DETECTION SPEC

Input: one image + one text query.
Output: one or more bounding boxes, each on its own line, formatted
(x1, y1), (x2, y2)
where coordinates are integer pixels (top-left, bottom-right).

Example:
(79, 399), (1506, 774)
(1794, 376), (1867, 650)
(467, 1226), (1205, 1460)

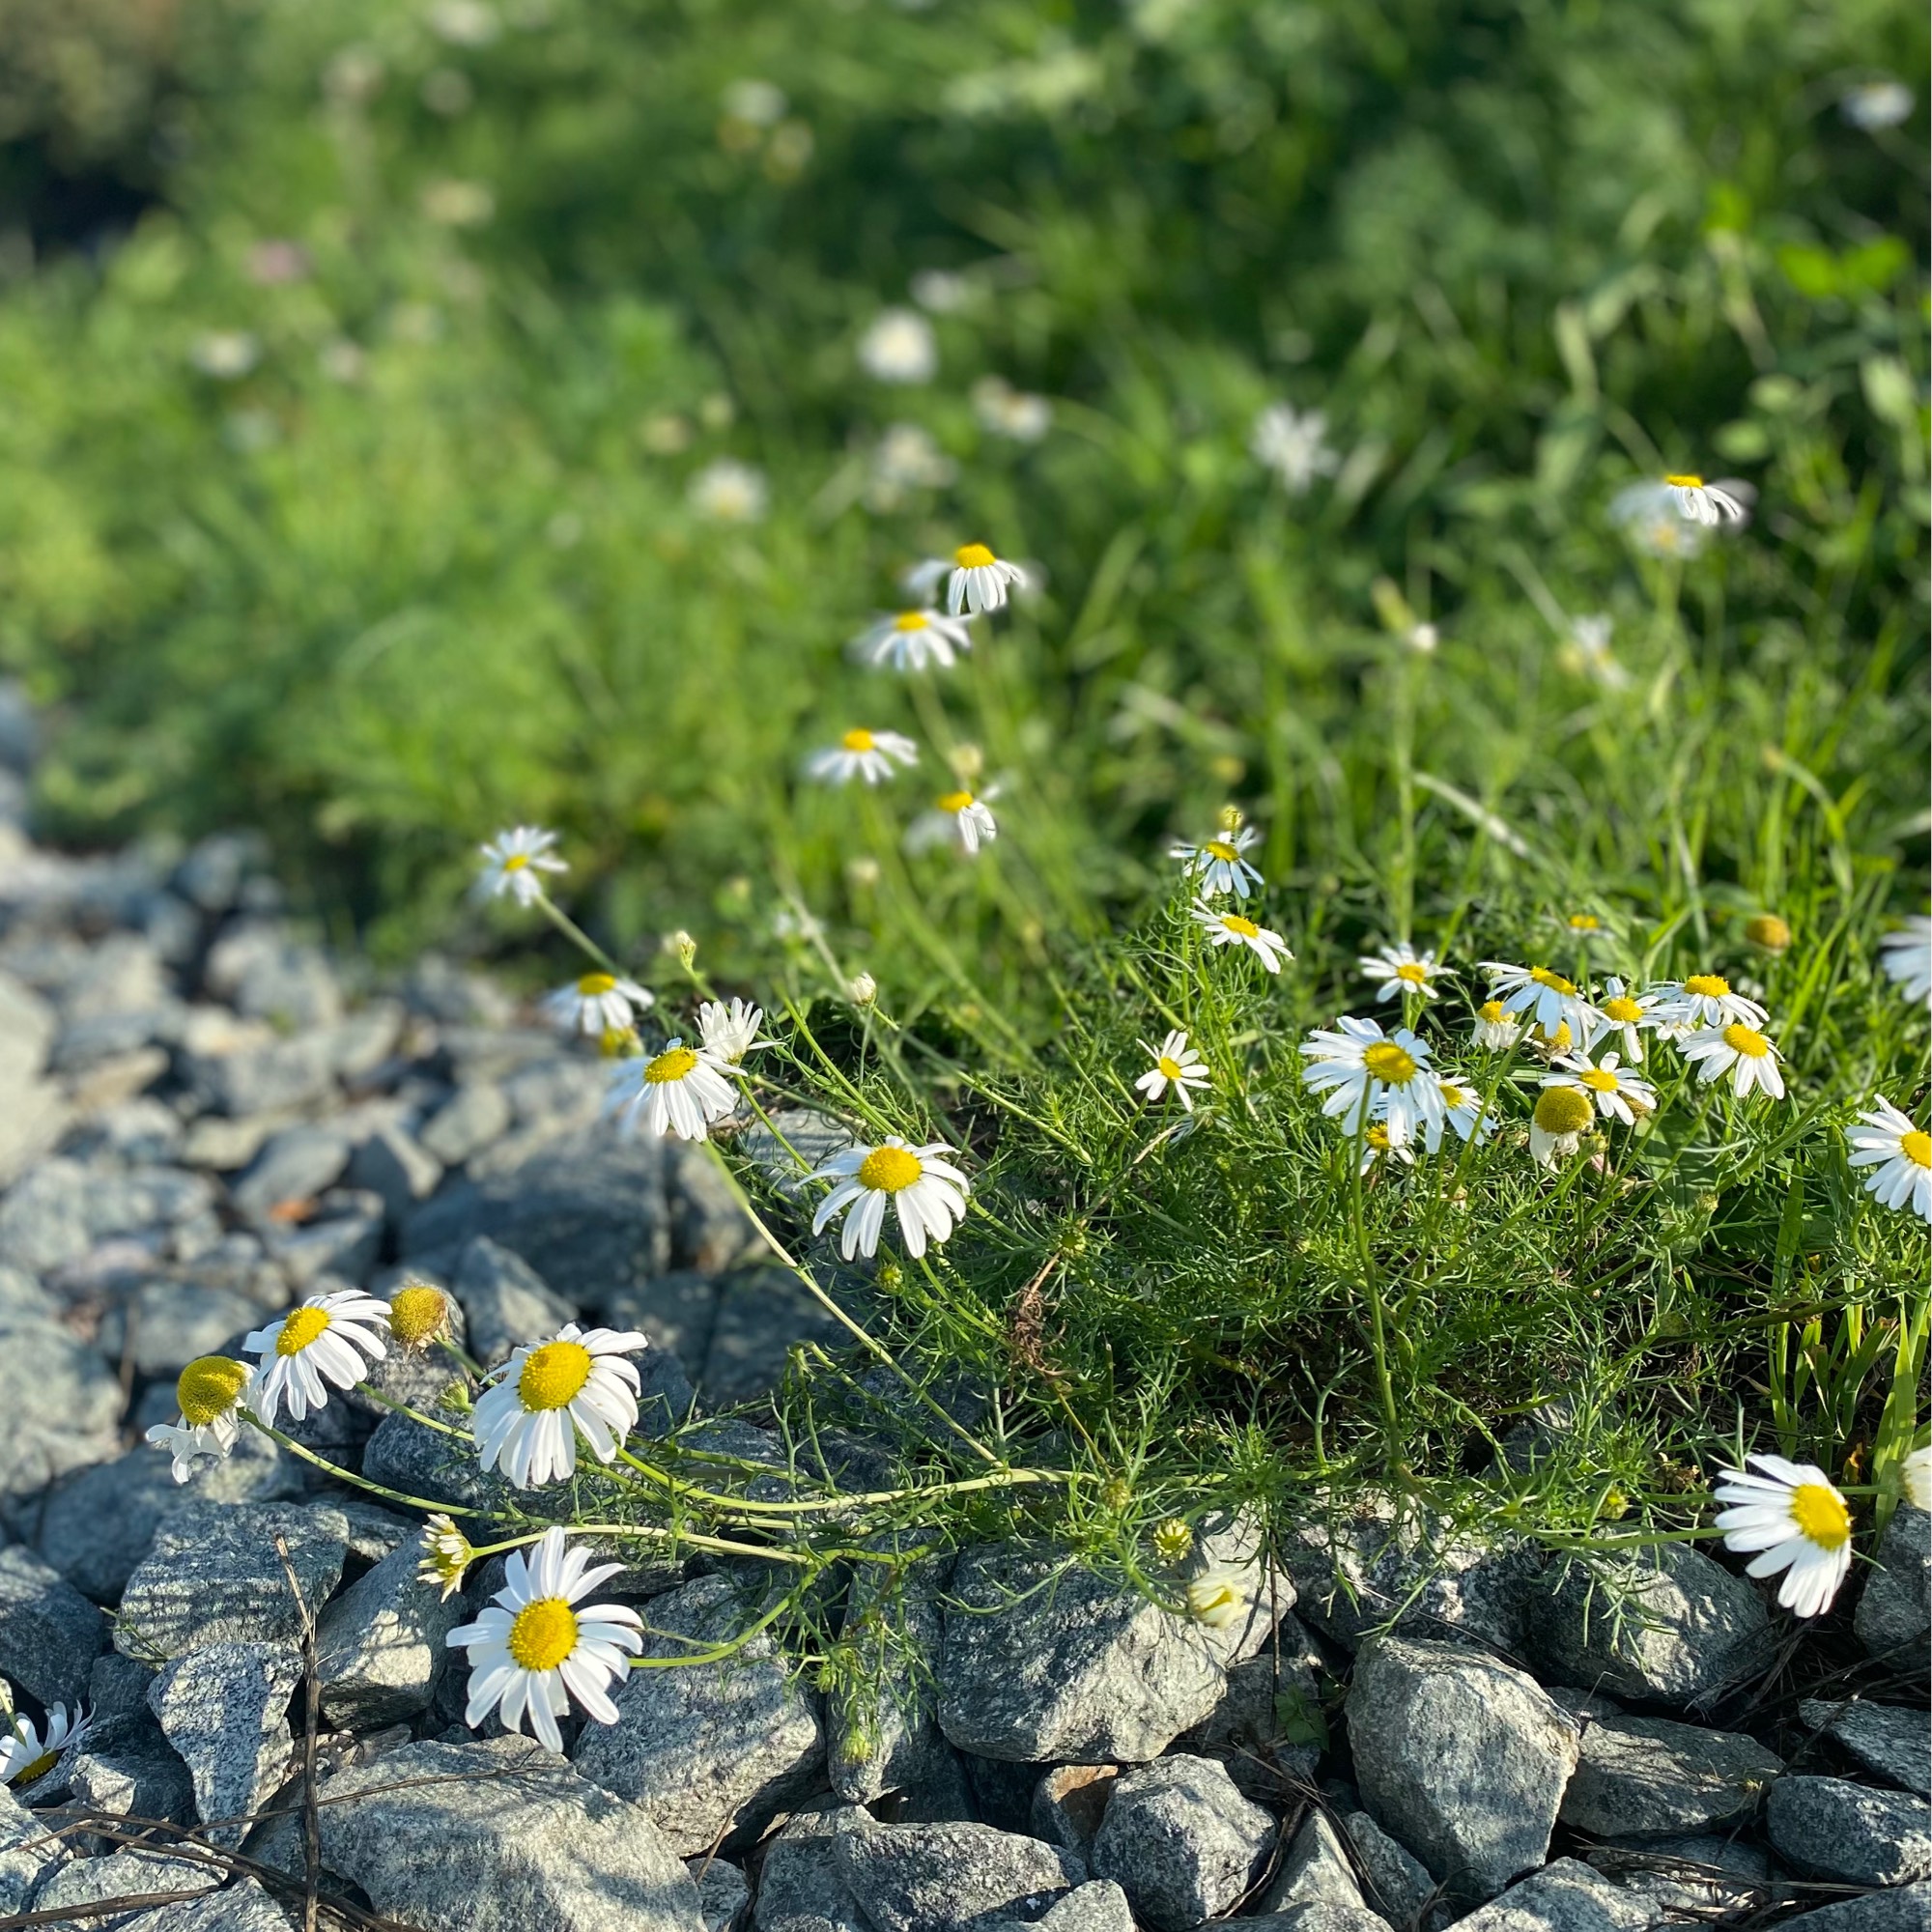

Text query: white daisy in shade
(1170, 823), (1263, 900)
(472, 1324), (648, 1489)
(1420, 1074), (1490, 1152)
(807, 727), (920, 786)
(697, 997), (767, 1065)
(1471, 999), (1524, 1052)
(606, 1039), (739, 1141)
(971, 375), (1051, 442)
(807, 1137), (970, 1261)
(1193, 901), (1292, 973)
(1249, 403), (1339, 494)
(1879, 916), (1932, 1007)
(477, 826), (566, 907)
(1135, 1030), (1211, 1112)
(1712, 1455), (1853, 1618)
(906, 786), (1001, 857)
(1542, 1051), (1657, 1127)
(243, 1290), (392, 1428)
(1, 1702), (88, 1792)
(1903, 1444), (1931, 1511)
(1662, 473), (1749, 527)
(854, 610), (975, 672)
(1565, 613), (1630, 690)
(145, 1354), (252, 1483)
(1680, 1022), (1786, 1100)
(858, 307), (937, 384)
(1840, 80), (1914, 130)
(419, 1514), (476, 1602)
(1299, 1015), (1442, 1145)
(446, 1525), (644, 1752)
(1481, 961), (1593, 1038)
(1528, 1085), (1595, 1167)
(542, 971), (653, 1037)
(906, 544), (1028, 617)
(1357, 1122), (1416, 1176)
(688, 459), (767, 524)
(1360, 944), (1453, 1004)
(1847, 1098), (1932, 1223)
(1647, 973), (1767, 1034)
(1589, 977), (1661, 1061)
(1610, 481), (1708, 560)
(1184, 1570), (1253, 1628)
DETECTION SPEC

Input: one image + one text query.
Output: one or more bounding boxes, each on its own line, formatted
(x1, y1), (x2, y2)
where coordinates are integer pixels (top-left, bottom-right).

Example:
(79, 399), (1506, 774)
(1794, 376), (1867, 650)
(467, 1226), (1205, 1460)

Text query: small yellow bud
(1745, 913), (1791, 953)
(1151, 1519), (1194, 1566)
(1100, 1477), (1133, 1514)
(848, 973), (878, 1006)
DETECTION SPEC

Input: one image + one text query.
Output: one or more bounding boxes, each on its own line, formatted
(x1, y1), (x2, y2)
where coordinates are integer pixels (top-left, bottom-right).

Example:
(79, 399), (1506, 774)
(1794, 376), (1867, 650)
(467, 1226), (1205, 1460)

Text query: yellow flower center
(1439, 1082), (1467, 1110)
(1901, 1131), (1931, 1170)
(1157, 1056), (1185, 1080)
(1721, 1022), (1770, 1058)
(1745, 914), (1792, 951)
(1365, 1124), (1392, 1151)
(1663, 472), (1704, 489)
(1394, 962), (1429, 984)
(276, 1306), (331, 1356)
(1220, 914), (1260, 938)
(518, 1339), (593, 1411)
(840, 727), (876, 753)
(8, 1749), (59, 1786)
(1534, 1087), (1594, 1134)
(1538, 1022), (1574, 1050)
(1529, 967), (1577, 995)
(954, 543), (996, 568)
(1568, 914), (1600, 931)
(894, 611), (927, 631)
(176, 1355), (249, 1427)
(600, 1025), (639, 1058)
(938, 790), (975, 812)
(1480, 1000), (1508, 1024)
(644, 1045), (698, 1084)
(1578, 1067), (1620, 1093)
(388, 1285), (450, 1348)
(502, 852), (529, 871)
(1685, 974), (1730, 998)
(857, 1145), (923, 1193)
(577, 972), (616, 997)
(1362, 1041), (1419, 1084)
(1603, 996), (1644, 1023)
(1204, 839), (1239, 863)
(507, 1597), (580, 1672)
(1788, 1482), (1850, 1551)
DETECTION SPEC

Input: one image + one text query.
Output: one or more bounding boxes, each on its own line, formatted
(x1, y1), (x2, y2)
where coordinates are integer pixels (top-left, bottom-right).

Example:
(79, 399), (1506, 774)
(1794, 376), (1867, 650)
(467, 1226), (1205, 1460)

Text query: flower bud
(1745, 913), (1792, 953)
(388, 1283), (452, 1350)
(848, 972), (878, 1006)
(1151, 1519), (1194, 1566)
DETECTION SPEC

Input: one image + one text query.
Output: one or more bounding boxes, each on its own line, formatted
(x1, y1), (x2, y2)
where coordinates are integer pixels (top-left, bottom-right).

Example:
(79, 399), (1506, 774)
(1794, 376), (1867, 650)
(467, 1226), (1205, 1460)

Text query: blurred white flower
(428, 0), (500, 45)
(319, 339), (367, 383)
(859, 308), (938, 384)
(853, 609), (975, 672)
(1563, 612), (1630, 690)
(907, 784), (1001, 857)
(1663, 473), (1750, 527)
(1250, 404), (1339, 494)
(419, 179), (495, 226)
(477, 826), (566, 905)
(1406, 622), (1438, 654)
(1840, 79), (1913, 129)
(689, 459), (768, 523)
(722, 78), (787, 127)
(808, 727), (920, 786)
(1609, 482), (1708, 560)
(903, 543), (1027, 616)
(190, 331), (260, 380)
(1879, 916), (1932, 1006)
(543, 972), (652, 1038)
(867, 423), (956, 508)
(911, 269), (973, 313)
(972, 375), (1052, 442)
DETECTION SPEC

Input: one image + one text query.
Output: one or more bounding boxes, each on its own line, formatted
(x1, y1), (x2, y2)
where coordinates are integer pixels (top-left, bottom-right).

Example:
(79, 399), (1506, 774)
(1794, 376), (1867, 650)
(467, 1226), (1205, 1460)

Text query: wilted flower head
(388, 1282), (454, 1350)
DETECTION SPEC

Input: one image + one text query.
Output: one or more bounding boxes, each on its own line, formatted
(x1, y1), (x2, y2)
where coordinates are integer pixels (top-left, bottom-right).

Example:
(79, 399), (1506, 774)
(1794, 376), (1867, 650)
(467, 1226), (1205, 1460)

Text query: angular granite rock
(1800, 1699), (1932, 1798)
(1444, 1859), (1656, 1932)
(1767, 1776), (1932, 1887)
(1855, 1509), (1931, 1660)
(1090, 1753), (1274, 1931)
(832, 1819), (1085, 1932)
(0, 1545), (106, 1709)
(148, 1640), (299, 1848)
(1559, 1710), (1782, 1836)
(316, 1536), (467, 1726)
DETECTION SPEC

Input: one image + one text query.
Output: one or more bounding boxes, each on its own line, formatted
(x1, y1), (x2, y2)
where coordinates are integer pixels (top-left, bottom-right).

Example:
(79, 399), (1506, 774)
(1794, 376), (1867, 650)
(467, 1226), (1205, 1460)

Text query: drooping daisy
(472, 1325), (648, 1489)
(1299, 1015), (1441, 1144)
(1357, 1122), (1416, 1176)
(696, 997), (767, 1065)
(1360, 945), (1453, 1005)
(1528, 1084), (1595, 1167)
(476, 827), (566, 907)
(1184, 1570), (1253, 1629)
(1712, 1455), (1853, 1619)
(243, 1290), (392, 1428)
(1249, 404), (1339, 494)
(857, 307), (938, 384)
(1847, 1098), (1932, 1223)
(606, 1039), (739, 1141)
(1421, 1074), (1490, 1152)
(943, 543), (1028, 617)
(1878, 917), (1932, 1007)
(1663, 474), (1749, 527)
(1648, 973), (1767, 1033)
(807, 727), (920, 786)
(1, 1703), (88, 1791)
(542, 971), (653, 1037)
(1903, 1444), (1931, 1512)
(1170, 824), (1264, 900)
(1610, 481), (1709, 561)
(446, 1526), (644, 1752)
(806, 1138), (970, 1261)
(904, 786), (1000, 857)
(1589, 977), (1661, 1061)
(145, 1354), (252, 1482)
(419, 1515), (476, 1601)
(1680, 1022), (1786, 1101)
(854, 610), (975, 672)
(1543, 1051), (1657, 1127)
(1481, 962), (1593, 1038)
(1471, 999), (1524, 1052)
(1135, 1031), (1211, 1112)
(1193, 901), (1292, 973)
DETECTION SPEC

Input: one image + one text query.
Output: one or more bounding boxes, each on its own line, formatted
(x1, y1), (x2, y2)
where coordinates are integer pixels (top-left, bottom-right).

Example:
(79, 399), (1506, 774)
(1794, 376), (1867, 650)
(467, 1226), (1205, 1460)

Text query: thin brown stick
(271, 1533), (323, 1932)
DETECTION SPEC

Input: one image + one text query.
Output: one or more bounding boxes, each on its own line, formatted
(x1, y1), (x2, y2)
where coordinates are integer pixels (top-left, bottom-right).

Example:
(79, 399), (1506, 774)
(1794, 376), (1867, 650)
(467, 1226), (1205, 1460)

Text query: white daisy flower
(1903, 1444), (1931, 1511)
(1680, 1022), (1786, 1100)
(1847, 1098), (1932, 1223)
(1565, 613), (1630, 690)
(1420, 1074), (1490, 1153)
(477, 826), (566, 907)
(243, 1291), (392, 1428)
(1249, 404), (1340, 494)
(972, 375), (1051, 442)
(1184, 1570), (1253, 1628)
(907, 786), (1001, 857)
(867, 423), (956, 502)
(1543, 1051), (1657, 1127)
(542, 971), (653, 1037)
(1170, 824), (1264, 900)
(858, 307), (937, 384)
(1481, 961), (1593, 1038)
(1298, 1015), (1442, 1145)
(688, 459), (767, 524)
(1647, 973), (1767, 1034)
(1193, 901), (1292, 973)
(807, 1137), (970, 1261)
(1360, 944), (1453, 1004)
(1662, 473), (1749, 527)
(696, 997), (767, 1065)
(1609, 481), (1709, 560)
(446, 1525), (644, 1752)
(1134, 1030), (1211, 1112)
(1, 1702), (89, 1791)
(1841, 79), (1913, 129)
(1589, 977), (1661, 1062)
(1712, 1455), (1853, 1619)
(906, 544), (1029, 617)
(189, 330), (260, 380)
(1357, 1122), (1416, 1176)
(854, 609), (975, 672)
(1528, 1084), (1595, 1167)
(606, 1038), (739, 1141)
(1471, 999), (1525, 1053)
(807, 727), (919, 787)
(145, 1354), (252, 1483)
(472, 1325), (648, 1490)
(419, 1515), (476, 1602)
(1879, 916), (1932, 1007)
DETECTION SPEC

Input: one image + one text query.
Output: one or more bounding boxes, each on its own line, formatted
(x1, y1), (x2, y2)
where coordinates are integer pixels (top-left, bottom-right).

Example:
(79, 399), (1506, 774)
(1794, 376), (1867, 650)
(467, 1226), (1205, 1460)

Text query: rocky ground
(0, 685), (1926, 1932)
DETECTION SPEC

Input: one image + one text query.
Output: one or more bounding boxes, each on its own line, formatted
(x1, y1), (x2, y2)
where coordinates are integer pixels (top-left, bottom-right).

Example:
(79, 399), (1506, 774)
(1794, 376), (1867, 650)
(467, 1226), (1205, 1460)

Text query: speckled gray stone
(451, 1235), (576, 1364)
(148, 1640), (299, 1847)
(1856, 1509), (1931, 1660)
(112, 1877), (307, 1931)
(1560, 1710), (1782, 1835)
(316, 1536), (466, 1725)
(1446, 1859), (1656, 1932)
(31, 1846), (218, 1925)
(1246, 1908), (1396, 1932)
(752, 1804), (870, 1932)
(830, 1552), (954, 1805)
(1773, 1884), (1932, 1932)
(1586, 1833), (1775, 1915)
(1259, 1808), (1370, 1916)
(0, 1780), (59, 1912)
(1031, 1764), (1121, 1861)
(690, 1856), (750, 1932)
(1091, 1753), (1274, 1930)
(1801, 1700), (1932, 1797)
(1174, 1612), (1325, 1800)
(981, 1881), (1137, 1932)
(0, 1544), (106, 1709)
(833, 1819), (1085, 1932)
(1768, 1776), (1932, 1887)
(1343, 1809), (1442, 1927)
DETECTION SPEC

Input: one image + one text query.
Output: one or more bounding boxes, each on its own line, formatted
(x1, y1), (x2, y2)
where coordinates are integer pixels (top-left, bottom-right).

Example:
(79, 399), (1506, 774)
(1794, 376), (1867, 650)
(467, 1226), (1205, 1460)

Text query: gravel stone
(700, 1268), (853, 1403)
(361, 1409), (512, 1513)
(316, 1537), (467, 1726)
(345, 1122), (443, 1221)
(595, 1269), (722, 1368)
(230, 1124), (351, 1219)
(315, 1735), (705, 1932)
(667, 1141), (764, 1274)
(1445, 1859), (1656, 1932)
(1246, 1909), (1394, 1932)
(1343, 1809), (1443, 1927)
(1347, 1635), (1580, 1904)
(0, 1544), (107, 1708)
(833, 1819), (1086, 1932)
(419, 1080), (513, 1166)
(0, 1780), (60, 1913)
(1174, 1614), (1325, 1800)
(452, 1234), (576, 1363)
(1767, 1776), (1932, 1887)
(1090, 1752), (1274, 1931)
(149, 1640), (299, 1847)
(1560, 1710), (1783, 1835)
(181, 1029), (342, 1118)
(66, 1748), (197, 1834)
(752, 1803), (870, 1932)
(1800, 1700), (1932, 1797)
(571, 1574), (824, 1856)
(1585, 1833), (1775, 1915)
(113, 1878), (299, 1932)
(1774, 1884), (1932, 1932)
(0, 1301), (123, 1495)
(691, 1856), (750, 1932)
(1031, 1765), (1121, 1861)
(982, 1881), (1137, 1932)
(31, 1847), (218, 1927)
(1856, 1509), (1931, 1660)
(97, 1279), (270, 1377)
(830, 1552), (954, 1806)
(1259, 1808), (1370, 1916)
